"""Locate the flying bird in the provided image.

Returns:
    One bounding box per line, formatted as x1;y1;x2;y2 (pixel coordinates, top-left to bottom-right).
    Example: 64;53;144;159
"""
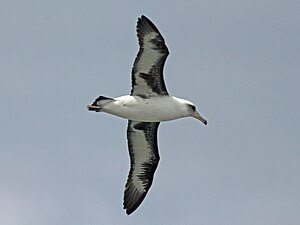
88;15;207;215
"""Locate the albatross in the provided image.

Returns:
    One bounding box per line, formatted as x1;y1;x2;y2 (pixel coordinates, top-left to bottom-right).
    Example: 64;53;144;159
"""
87;15;207;215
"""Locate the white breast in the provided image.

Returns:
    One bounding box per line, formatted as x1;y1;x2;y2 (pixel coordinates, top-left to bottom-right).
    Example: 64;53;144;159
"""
101;95;191;122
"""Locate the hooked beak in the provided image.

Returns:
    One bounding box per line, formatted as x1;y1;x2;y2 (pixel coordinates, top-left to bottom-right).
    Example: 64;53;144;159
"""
192;111;207;125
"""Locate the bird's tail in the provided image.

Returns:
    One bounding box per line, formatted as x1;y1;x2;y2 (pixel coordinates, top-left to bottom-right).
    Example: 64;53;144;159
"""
87;96;115;112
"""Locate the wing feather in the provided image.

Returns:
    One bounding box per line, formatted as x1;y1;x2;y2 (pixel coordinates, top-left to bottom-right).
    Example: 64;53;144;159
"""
123;120;160;215
131;15;169;97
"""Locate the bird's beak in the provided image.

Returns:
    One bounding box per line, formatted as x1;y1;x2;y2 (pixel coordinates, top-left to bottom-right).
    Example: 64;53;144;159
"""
193;111;207;125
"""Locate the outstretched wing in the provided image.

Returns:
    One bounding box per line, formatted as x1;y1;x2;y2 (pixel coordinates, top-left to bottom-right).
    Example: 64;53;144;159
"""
131;15;169;97
123;120;160;215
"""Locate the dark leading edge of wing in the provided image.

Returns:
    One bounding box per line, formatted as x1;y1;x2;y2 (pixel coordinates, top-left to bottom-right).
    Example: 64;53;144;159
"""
131;15;170;97
123;120;160;215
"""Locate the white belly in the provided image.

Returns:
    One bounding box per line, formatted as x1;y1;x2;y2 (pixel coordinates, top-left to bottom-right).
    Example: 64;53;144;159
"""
102;95;190;122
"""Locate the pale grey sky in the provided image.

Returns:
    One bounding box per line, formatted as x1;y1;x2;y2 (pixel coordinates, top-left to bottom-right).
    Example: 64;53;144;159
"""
1;0;299;224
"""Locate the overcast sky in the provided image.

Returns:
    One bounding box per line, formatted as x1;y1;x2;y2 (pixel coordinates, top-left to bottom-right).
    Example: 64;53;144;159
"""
1;0;299;225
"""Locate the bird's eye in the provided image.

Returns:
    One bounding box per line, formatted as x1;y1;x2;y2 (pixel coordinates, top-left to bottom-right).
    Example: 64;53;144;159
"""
190;105;196;111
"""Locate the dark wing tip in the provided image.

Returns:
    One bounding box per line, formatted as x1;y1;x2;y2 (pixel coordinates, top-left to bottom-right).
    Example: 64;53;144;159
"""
123;181;147;215
138;15;161;33
124;194;147;215
136;15;164;39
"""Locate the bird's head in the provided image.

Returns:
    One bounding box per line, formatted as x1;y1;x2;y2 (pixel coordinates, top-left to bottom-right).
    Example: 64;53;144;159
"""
188;104;207;125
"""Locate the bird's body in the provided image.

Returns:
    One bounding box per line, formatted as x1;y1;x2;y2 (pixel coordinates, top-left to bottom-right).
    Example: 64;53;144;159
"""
88;15;207;215
89;95;196;122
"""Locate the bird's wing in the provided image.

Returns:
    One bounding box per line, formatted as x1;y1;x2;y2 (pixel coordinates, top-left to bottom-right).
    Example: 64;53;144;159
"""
124;120;160;215
131;15;169;97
